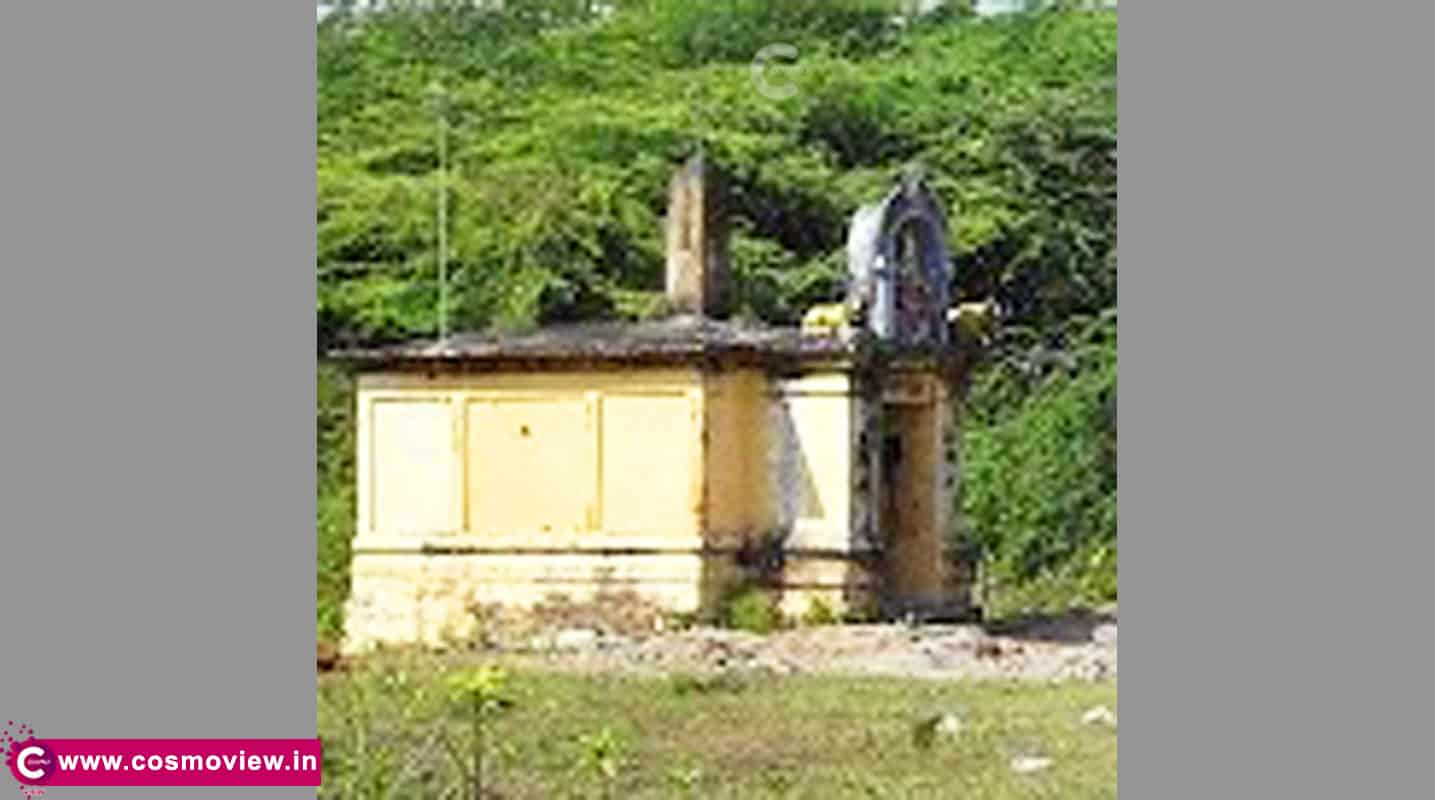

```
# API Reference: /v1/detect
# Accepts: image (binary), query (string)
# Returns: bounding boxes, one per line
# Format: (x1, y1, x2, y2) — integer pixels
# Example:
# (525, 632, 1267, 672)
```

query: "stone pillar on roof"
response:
(664, 152, 731, 318)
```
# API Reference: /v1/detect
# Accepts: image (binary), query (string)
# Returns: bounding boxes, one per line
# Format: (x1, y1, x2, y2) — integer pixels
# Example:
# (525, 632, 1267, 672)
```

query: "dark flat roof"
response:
(328, 315, 965, 371)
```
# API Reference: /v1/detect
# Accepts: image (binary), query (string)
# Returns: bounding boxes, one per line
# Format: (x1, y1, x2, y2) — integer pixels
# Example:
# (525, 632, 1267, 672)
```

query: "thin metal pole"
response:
(436, 84, 449, 341)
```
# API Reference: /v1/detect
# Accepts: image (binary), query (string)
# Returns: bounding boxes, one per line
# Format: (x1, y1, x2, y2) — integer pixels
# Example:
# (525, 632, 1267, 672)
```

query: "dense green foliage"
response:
(316, 0, 1117, 634)
(963, 309, 1116, 612)
(318, 364, 356, 639)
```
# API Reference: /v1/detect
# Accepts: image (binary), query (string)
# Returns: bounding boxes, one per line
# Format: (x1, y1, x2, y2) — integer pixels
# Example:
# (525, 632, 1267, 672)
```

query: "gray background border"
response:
(1121, 1, 1431, 797)
(0, 2, 315, 798)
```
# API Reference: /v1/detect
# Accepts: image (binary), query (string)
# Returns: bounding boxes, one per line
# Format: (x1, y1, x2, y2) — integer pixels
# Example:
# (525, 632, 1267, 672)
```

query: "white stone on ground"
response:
(1082, 705, 1117, 726)
(1011, 755, 1053, 774)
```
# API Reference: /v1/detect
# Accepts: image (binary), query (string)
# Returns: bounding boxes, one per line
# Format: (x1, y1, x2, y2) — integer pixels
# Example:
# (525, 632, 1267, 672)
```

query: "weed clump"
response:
(721, 587, 782, 634)
(801, 596, 841, 627)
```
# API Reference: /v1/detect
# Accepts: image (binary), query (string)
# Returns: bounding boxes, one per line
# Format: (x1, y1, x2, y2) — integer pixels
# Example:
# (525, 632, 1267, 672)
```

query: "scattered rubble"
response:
(475, 613, 1118, 682)
(332, 611, 1118, 682)
(1092, 623, 1118, 647)
(552, 628, 600, 651)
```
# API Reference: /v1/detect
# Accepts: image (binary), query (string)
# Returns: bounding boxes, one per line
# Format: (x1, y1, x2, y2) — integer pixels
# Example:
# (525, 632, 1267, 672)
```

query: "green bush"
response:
(620, 0, 906, 67)
(317, 362, 356, 640)
(962, 310, 1116, 611)
(318, 7, 1116, 339)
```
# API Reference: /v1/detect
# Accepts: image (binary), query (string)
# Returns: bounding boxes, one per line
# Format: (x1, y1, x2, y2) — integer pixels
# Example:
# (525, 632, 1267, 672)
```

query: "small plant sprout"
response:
(577, 726, 629, 799)
(444, 665, 515, 800)
(666, 763, 703, 793)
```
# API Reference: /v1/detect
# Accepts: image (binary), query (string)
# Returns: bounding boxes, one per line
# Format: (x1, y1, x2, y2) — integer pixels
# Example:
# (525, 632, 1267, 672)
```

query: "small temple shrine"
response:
(336, 156, 984, 650)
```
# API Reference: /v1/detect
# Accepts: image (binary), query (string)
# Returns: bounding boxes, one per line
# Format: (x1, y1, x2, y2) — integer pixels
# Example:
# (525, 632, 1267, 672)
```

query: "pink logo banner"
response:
(6, 738, 322, 789)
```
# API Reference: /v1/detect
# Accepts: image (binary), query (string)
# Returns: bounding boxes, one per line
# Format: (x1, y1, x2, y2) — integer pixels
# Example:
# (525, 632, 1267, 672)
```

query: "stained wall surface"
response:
(344, 364, 970, 651)
(346, 368, 708, 650)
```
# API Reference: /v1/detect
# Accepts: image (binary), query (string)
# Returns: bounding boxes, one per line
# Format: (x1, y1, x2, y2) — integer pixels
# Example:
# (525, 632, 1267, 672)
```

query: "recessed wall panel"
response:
(468, 398, 592, 535)
(601, 394, 696, 535)
(372, 400, 455, 535)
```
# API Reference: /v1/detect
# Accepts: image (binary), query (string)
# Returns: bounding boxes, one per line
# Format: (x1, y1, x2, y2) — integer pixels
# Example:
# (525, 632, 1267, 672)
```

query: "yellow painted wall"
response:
(355, 369, 705, 549)
(702, 369, 775, 546)
(601, 392, 701, 535)
(355, 368, 875, 556)
(770, 373, 856, 552)
(345, 363, 971, 651)
(369, 398, 458, 536)
(702, 370, 866, 551)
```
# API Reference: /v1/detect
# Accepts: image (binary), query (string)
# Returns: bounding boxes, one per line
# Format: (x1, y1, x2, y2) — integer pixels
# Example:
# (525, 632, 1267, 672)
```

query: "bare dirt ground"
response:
(482, 608, 1117, 682)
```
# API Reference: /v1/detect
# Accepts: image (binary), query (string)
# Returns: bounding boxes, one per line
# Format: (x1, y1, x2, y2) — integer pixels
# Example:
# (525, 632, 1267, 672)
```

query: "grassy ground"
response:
(319, 651, 1116, 799)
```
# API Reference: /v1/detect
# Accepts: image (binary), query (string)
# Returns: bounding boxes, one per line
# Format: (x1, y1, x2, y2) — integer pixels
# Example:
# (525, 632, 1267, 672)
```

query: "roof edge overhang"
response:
(325, 342, 967, 376)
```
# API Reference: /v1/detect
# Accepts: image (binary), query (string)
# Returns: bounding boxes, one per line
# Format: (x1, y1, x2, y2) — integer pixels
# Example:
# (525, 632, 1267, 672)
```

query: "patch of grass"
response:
(980, 546, 1118, 620)
(666, 670, 750, 698)
(720, 587, 783, 634)
(319, 652, 1117, 798)
(801, 596, 842, 627)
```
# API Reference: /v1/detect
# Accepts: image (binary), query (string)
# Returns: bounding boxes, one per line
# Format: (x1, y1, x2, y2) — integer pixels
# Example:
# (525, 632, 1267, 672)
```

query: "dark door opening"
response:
(879, 401, 945, 615)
